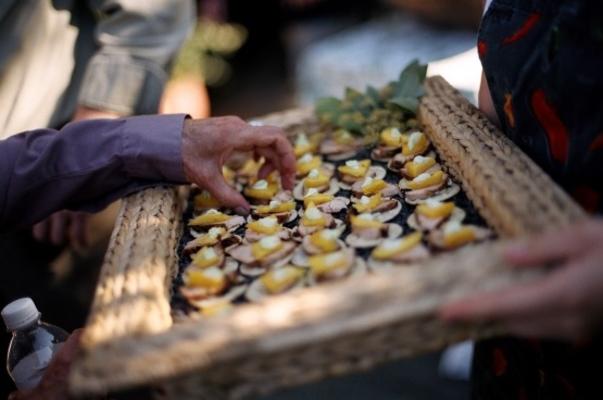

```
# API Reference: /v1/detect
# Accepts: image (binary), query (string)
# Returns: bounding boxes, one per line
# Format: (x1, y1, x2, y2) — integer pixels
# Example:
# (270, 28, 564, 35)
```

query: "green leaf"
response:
(388, 59, 428, 113)
(315, 97, 342, 123)
(388, 96, 419, 113)
(365, 85, 381, 104)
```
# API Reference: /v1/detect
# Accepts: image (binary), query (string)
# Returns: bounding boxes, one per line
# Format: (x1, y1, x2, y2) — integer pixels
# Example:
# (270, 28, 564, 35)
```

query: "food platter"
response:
(69, 76, 585, 399)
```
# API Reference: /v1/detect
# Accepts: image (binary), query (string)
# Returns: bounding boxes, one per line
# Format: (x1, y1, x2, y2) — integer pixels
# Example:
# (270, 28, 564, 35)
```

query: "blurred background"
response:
(1, 0, 483, 398)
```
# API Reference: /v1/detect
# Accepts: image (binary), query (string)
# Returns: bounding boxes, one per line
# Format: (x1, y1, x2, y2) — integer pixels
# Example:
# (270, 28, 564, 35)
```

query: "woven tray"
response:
(69, 77, 584, 399)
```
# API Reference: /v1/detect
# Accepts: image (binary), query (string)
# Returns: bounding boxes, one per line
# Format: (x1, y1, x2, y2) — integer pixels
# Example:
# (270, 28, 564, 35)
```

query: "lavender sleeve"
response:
(0, 114, 187, 232)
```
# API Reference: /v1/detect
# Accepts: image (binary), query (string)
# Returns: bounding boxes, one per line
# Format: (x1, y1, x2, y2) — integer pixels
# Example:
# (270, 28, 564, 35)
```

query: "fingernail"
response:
(235, 207, 250, 216)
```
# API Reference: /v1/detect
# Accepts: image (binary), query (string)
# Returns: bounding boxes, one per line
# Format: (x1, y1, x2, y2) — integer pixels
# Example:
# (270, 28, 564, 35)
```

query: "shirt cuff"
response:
(78, 53, 167, 115)
(121, 114, 187, 183)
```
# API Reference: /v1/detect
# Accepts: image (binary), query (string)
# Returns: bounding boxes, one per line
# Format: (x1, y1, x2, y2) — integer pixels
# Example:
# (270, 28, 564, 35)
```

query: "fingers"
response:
(191, 162, 250, 214)
(32, 220, 49, 242)
(49, 212, 67, 246)
(504, 224, 593, 266)
(243, 126, 296, 190)
(258, 161, 276, 180)
(68, 213, 88, 250)
(440, 269, 566, 322)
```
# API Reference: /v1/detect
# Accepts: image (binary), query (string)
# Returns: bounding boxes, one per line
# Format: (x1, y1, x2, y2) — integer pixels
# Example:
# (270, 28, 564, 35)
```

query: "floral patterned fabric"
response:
(475, 0, 603, 398)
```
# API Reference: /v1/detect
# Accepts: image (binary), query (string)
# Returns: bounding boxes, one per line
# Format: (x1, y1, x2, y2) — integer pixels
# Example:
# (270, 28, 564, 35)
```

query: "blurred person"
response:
(0, 2, 194, 395)
(440, 0, 603, 398)
(0, 113, 295, 399)
(0, 0, 195, 246)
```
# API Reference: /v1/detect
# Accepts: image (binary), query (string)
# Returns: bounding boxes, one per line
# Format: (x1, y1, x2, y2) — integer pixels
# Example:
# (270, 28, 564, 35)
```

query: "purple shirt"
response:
(0, 114, 187, 232)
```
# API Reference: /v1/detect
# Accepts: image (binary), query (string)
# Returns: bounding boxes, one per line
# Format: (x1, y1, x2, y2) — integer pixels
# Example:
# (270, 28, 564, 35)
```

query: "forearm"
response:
(0, 114, 187, 231)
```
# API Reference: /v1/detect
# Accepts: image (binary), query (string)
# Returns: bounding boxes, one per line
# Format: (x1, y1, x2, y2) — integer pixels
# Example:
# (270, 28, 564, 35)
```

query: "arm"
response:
(0, 115, 186, 232)
(78, 0, 195, 115)
(0, 115, 295, 233)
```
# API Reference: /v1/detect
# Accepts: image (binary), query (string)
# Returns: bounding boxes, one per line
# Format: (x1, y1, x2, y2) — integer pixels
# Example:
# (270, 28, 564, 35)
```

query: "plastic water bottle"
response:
(2, 297, 69, 390)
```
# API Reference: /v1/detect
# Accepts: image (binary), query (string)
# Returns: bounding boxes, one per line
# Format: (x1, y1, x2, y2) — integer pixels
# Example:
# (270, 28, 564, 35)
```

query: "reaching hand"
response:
(182, 117, 296, 215)
(440, 219, 603, 342)
(32, 210, 89, 248)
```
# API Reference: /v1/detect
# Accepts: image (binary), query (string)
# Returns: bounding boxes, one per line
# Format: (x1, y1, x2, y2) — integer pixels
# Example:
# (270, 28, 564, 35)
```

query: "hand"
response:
(440, 218, 603, 342)
(159, 77, 211, 119)
(182, 117, 296, 214)
(32, 211, 89, 248)
(9, 330, 83, 400)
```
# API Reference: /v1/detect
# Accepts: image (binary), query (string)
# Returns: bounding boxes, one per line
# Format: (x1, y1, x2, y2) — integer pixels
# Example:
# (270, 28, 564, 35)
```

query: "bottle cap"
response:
(2, 298, 40, 331)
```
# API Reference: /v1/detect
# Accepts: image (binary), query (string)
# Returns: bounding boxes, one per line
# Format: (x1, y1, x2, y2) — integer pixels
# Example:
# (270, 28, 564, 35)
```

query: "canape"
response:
(388, 131, 431, 171)
(184, 226, 242, 255)
(428, 220, 492, 250)
(293, 167, 339, 200)
(291, 229, 346, 267)
(188, 209, 246, 232)
(406, 200, 466, 231)
(245, 265, 306, 302)
(399, 155, 441, 179)
(399, 170, 460, 204)
(243, 179, 281, 205)
(350, 193, 402, 222)
(371, 127, 407, 162)
(227, 235, 297, 277)
(337, 159, 386, 190)
(251, 198, 298, 223)
(180, 265, 247, 308)
(307, 248, 367, 283)
(368, 232, 430, 268)
(294, 202, 343, 237)
(302, 189, 350, 214)
(319, 129, 363, 161)
(293, 133, 322, 157)
(345, 213, 403, 248)
(350, 176, 400, 199)
(296, 153, 323, 178)
(244, 216, 291, 242)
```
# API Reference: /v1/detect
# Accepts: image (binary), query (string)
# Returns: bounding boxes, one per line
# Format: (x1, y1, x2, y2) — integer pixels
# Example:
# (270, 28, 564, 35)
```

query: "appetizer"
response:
(308, 248, 366, 283)
(243, 179, 280, 205)
(245, 216, 291, 242)
(350, 176, 399, 198)
(400, 155, 441, 179)
(227, 235, 297, 276)
(293, 166, 339, 200)
(303, 189, 350, 214)
(180, 265, 246, 307)
(293, 133, 321, 157)
(388, 131, 431, 171)
(351, 193, 402, 222)
(428, 220, 492, 250)
(184, 226, 241, 255)
(345, 213, 403, 248)
(371, 127, 407, 161)
(246, 265, 306, 301)
(407, 199, 466, 231)
(399, 170, 460, 204)
(319, 129, 362, 161)
(188, 209, 245, 232)
(295, 202, 342, 236)
(368, 232, 429, 268)
(251, 199, 297, 223)
(292, 229, 346, 267)
(296, 153, 323, 177)
(337, 159, 386, 190)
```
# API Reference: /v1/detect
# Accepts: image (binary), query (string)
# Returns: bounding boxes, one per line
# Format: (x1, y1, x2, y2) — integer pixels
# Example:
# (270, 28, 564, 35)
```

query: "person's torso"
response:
(478, 0, 603, 212)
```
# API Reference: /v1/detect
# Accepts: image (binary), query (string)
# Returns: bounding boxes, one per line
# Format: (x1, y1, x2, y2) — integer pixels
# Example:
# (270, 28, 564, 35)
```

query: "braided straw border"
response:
(69, 77, 584, 398)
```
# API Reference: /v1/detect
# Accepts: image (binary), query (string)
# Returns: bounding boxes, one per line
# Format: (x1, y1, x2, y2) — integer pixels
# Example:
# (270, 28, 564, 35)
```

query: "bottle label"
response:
(9, 346, 54, 390)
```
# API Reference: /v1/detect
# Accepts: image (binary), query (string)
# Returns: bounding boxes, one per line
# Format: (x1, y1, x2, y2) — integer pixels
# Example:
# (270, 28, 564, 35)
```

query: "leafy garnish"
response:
(314, 59, 427, 136)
